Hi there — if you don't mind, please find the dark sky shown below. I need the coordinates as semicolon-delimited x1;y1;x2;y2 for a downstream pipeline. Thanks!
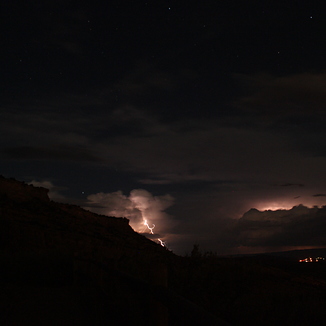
2;0;326;254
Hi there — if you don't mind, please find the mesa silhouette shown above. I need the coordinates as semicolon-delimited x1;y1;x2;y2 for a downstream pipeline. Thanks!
0;176;225;326
2;176;326;326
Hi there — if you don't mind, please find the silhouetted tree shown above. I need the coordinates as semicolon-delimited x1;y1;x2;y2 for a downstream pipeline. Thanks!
190;244;201;258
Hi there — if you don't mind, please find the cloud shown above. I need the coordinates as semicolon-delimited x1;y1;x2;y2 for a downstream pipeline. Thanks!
3;145;101;162
85;189;174;241
2;71;325;189
2;75;326;255
232;71;326;158
115;62;196;101
279;183;304;187
29;180;66;200
232;205;326;251
3;89;324;212
313;194;326;197
234;72;326;118
86;190;142;221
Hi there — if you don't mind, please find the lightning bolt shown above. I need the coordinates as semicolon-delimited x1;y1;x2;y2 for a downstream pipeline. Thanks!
158;239;166;247
144;219;155;234
143;219;165;247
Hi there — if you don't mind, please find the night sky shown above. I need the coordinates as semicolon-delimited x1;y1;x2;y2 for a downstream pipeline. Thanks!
2;1;326;254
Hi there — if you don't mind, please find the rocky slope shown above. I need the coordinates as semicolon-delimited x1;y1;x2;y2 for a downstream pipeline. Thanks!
0;175;164;258
2;176;326;326
0;176;170;325
0;176;227;326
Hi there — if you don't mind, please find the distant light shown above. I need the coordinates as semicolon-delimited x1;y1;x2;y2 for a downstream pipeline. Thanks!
299;256;325;262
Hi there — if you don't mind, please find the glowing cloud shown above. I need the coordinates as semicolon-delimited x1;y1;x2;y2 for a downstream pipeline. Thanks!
85;189;174;246
253;195;326;212
233;205;326;252
29;180;65;200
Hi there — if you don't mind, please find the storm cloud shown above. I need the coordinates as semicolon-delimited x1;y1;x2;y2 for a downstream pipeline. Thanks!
85;189;174;243
232;205;326;253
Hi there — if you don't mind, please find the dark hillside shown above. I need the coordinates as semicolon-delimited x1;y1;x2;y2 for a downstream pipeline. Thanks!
169;253;326;326
1;176;326;325
0;176;227;325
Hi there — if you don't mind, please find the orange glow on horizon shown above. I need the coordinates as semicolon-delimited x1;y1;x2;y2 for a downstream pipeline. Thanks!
256;203;295;211
253;196;326;212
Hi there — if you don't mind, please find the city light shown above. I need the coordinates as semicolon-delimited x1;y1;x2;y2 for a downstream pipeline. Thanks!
298;257;325;263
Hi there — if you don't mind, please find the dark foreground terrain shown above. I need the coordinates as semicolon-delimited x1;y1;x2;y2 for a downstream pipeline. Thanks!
1;176;326;325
